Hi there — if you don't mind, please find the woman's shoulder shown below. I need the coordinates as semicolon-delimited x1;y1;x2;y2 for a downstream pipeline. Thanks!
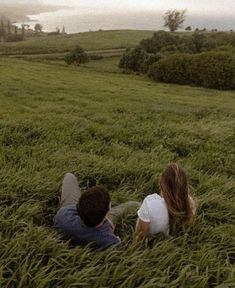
142;193;168;221
144;193;164;202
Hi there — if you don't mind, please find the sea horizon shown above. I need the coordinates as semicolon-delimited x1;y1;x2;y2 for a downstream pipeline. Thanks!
15;7;235;33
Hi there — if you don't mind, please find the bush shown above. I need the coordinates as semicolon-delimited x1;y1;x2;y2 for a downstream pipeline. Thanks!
140;31;179;53
119;31;235;77
189;52;235;89
140;53;163;73
119;47;147;72
119;47;164;74
141;31;235;56
149;52;235;90
149;53;193;85
160;45;179;54
160;44;193;55
64;47;89;66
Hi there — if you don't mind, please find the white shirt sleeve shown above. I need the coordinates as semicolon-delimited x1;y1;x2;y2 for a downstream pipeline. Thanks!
137;197;151;222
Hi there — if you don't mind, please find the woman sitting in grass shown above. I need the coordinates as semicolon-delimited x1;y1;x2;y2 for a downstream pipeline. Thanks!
134;163;196;243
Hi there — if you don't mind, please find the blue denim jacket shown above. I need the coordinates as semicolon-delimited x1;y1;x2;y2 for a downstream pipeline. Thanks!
54;205;121;250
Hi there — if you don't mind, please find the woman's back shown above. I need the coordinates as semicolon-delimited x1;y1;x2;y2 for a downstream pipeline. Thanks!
137;193;197;236
134;163;197;243
137;193;169;235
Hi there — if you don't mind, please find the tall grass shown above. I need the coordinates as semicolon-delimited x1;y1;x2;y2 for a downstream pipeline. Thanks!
0;58;234;287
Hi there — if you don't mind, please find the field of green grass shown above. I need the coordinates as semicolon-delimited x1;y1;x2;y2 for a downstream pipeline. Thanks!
0;30;155;55
0;53;235;287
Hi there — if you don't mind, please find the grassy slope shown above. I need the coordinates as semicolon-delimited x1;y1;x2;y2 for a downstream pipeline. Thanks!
0;30;154;54
0;57;235;287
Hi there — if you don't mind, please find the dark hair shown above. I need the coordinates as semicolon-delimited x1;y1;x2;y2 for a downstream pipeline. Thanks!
160;163;194;226
77;186;110;227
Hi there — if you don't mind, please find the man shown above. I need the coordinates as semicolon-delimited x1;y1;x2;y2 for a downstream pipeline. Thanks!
54;173;140;250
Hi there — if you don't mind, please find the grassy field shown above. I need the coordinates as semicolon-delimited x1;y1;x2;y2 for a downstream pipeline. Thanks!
0;54;235;288
0;30;155;55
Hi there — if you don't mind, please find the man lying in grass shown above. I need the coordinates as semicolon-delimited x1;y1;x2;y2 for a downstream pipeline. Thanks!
54;173;140;250
134;163;197;244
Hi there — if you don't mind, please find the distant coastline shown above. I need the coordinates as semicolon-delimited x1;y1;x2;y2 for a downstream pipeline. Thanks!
0;3;68;23
1;3;234;33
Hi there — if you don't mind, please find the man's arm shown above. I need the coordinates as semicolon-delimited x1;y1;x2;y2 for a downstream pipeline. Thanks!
106;217;116;231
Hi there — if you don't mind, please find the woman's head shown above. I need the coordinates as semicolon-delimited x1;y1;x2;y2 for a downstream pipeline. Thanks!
160;163;193;226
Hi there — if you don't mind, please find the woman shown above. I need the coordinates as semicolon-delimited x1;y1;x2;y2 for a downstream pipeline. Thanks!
134;163;196;243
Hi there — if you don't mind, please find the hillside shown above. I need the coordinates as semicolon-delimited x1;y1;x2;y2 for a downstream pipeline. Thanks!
0;56;234;287
0;30;155;54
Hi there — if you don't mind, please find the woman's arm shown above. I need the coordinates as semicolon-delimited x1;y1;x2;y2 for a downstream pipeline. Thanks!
133;218;150;245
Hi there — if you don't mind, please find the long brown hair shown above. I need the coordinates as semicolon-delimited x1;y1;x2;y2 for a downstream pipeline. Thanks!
160;163;194;226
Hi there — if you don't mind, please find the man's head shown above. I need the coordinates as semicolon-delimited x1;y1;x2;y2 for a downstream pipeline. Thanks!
77;186;110;227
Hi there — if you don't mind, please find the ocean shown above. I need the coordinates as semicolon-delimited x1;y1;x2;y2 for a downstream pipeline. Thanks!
18;7;235;33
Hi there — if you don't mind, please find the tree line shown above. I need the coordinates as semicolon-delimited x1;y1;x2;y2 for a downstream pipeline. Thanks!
0;15;66;42
0;16;35;42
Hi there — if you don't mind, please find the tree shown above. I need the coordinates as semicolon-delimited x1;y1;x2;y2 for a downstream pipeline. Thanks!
163;9;186;32
64;47;89;66
0;19;5;37
21;24;25;36
0;16;10;37
7;19;11;35
13;25;18;35
185;26;192;31
34;23;43;34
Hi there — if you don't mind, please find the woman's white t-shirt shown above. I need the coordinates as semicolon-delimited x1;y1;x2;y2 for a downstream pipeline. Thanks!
137;194;170;236
137;194;196;236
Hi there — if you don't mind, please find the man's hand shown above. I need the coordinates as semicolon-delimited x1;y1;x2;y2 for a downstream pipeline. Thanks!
106;217;116;231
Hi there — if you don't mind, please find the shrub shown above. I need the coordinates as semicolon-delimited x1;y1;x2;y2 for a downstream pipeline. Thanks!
160;45;179;54
180;36;197;52
119;47;163;74
140;30;179;53
149;53;192;85
64;47;89;66
149;51;235;90
189;52;235;89
140;53;163;73
119;47;147;72
141;31;235;56
119;31;235;77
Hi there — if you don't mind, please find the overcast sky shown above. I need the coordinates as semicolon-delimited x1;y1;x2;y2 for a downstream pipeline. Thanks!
40;0;235;15
1;0;235;16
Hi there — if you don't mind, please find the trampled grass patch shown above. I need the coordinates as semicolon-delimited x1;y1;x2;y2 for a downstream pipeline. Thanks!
0;57;235;287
